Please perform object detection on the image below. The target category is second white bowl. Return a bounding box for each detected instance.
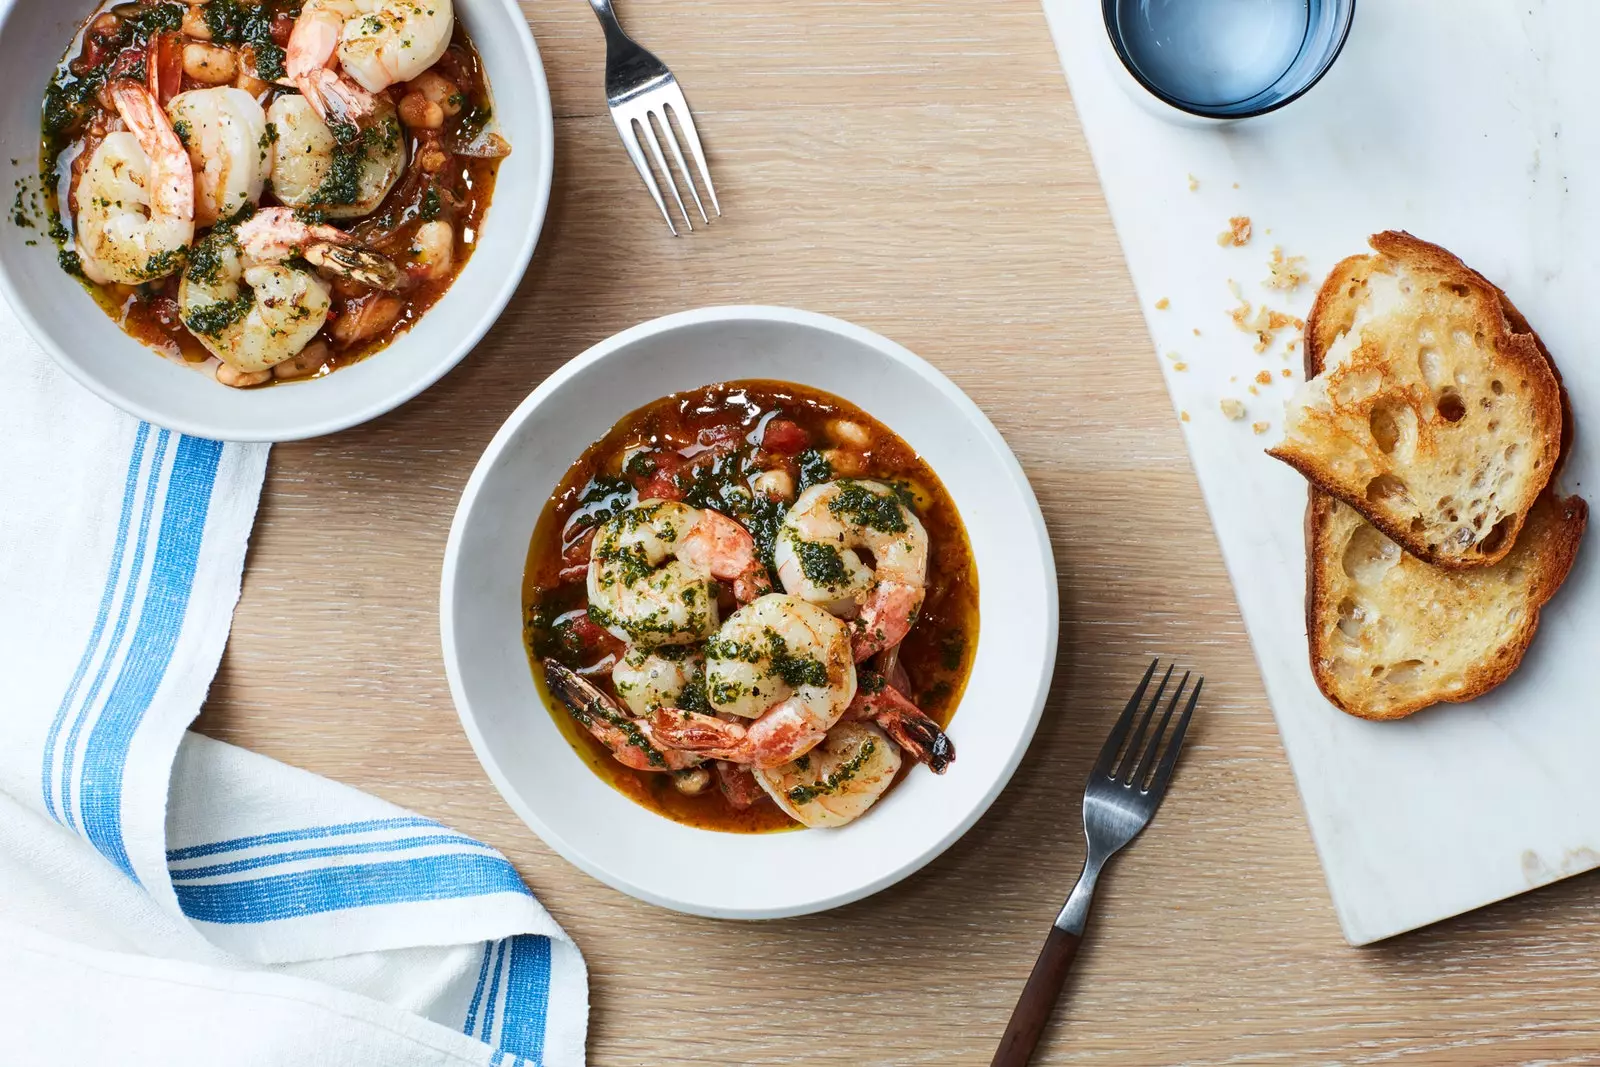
[441,306,1058,918]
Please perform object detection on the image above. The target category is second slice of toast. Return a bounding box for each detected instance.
[1307,489,1586,719]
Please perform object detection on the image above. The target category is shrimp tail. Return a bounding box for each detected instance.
[849,674,955,773]
[109,83,194,234]
[297,67,377,130]
[304,243,405,290]
[732,563,773,604]
[544,660,701,773]
[648,707,822,770]
[647,708,749,760]
[851,580,925,662]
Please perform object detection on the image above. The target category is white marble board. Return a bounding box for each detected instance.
[1039,0,1599,944]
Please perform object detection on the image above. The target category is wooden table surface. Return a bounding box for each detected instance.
[195,1,1600,1063]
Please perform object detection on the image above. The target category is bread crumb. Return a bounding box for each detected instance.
[1264,246,1310,290]
[1229,279,1304,352]
[1192,327,1201,337]
[1247,385,1258,395]
[1255,370,1272,385]
[1232,182,1240,189]
[1251,421,1269,435]
[1281,368,1293,378]
[1220,398,1246,420]
[1187,173,1199,191]
[1217,216,1252,247]
[1154,297,1170,310]
[1287,339,1299,351]
[1165,351,1181,361]
[1180,410,1190,422]
[1173,362,1188,371]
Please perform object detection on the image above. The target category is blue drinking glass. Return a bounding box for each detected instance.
[1103,0,1356,119]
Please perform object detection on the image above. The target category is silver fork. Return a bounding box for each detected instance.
[585,0,720,235]
[991,659,1203,1067]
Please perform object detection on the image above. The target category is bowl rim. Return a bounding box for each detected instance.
[439,305,1060,918]
[0,0,554,442]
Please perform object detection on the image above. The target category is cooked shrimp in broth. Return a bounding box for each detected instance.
[754,721,902,829]
[166,86,267,226]
[73,83,194,285]
[647,594,857,770]
[524,381,979,833]
[776,479,930,662]
[38,0,507,385]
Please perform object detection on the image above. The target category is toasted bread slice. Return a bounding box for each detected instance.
[1270,231,1562,568]
[1306,489,1585,720]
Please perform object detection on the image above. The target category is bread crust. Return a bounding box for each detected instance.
[1270,231,1563,569]
[1300,233,1584,719]
[1306,489,1586,719]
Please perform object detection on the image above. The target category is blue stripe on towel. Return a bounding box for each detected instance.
[168,833,487,881]
[60,427,171,831]
[80,435,222,878]
[42,423,150,822]
[498,935,553,1062]
[481,938,510,1044]
[173,851,531,923]
[166,816,445,861]
[463,941,496,1039]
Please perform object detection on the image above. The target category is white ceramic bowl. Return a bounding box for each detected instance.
[441,307,1058,918]
[0,0,553,442]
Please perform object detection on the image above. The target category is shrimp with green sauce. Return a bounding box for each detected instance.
[774,479,930,661]
[753,721,902,828]
[586,500,769,649]
[647,593,857,769]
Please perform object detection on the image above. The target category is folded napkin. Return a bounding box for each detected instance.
[0,305,587,1065]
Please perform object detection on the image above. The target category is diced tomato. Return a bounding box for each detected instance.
[695,422,745,450]
[715,761,765,810]
[270,12,295,46]
[567,611,625,659]
[638,451,686,501]
[760,418,810,455]
[561,527,596,569]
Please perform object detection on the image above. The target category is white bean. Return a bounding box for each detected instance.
[828,418,873,449]
[751,468,794,502]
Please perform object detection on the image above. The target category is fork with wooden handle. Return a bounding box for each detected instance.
[991,660,1203,1067]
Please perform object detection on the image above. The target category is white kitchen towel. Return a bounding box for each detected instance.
[0,306,587,1065]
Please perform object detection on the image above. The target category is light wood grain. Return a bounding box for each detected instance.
[194,1,1600,1063]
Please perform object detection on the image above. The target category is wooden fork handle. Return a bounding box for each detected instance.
[989,924,1082,1067]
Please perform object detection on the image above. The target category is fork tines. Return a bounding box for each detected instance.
[612,78,720,237]
[1095,658,1201,797]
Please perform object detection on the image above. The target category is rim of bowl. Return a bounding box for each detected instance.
[1099,0,1357,120]
[439,305,1060,918]
[0,0,554,442]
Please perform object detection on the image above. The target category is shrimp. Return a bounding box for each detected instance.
[283,0,377,128]
[286,0,453,120]
[774,480,929,661]
[753,721,902,828]
[647,594,857,769]
[587,501,767,648]
[177,207,399,375]
[612,644,705,718]
[166,87,268,227]
[845,671,956,773]
[544,660,704,774]
[265,95,405,220]
[235,206,403,289]
[73,83,194,286]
